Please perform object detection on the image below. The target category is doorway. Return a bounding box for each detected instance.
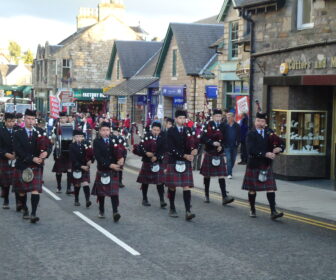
[331,89,336,180]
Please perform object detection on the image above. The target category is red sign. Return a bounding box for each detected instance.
[236,96,250,122]
[49,96,60,119]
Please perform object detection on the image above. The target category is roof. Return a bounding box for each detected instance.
[129,26,149,35]
[154,23,223,76]
[0,64,18,77]
[194,15,219,24]
[134,50,161,77]
[49,45,62,55]
[58,25,93,46]
[106,41,163,80]
[234,0,281,8]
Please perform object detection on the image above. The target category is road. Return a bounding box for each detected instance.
[0,158,335,280]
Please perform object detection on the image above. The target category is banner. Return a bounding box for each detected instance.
[50,96,60,119]
[236,96,250,122]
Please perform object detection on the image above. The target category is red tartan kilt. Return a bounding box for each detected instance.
[200,153,227,177]
[136,162,164,184]
[162,152,169,170]
[0,159,14,186]
[52,156,72,173]
[242,167,277,192]
[12,167,43,193]
[72,170,90,185]
[91,171,119,197]
[164,162,194,188]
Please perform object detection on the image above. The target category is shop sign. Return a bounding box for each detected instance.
[137,96,147,105]
[118,97,127,104]
[57,89,74,104]
[162,86,184,97]
[281,55,336,73]
[157,104,164,119]
[62,102,76,107]
[205,86,218,99]
[49,96,60,119]
[173,97,184,105]
[236,59,250,80]
[73,88,107,101]
[236,96,250,122]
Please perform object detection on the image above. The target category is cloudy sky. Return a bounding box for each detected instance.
[0,0,224,53]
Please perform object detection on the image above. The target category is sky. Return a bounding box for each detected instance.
[0,0,224,53]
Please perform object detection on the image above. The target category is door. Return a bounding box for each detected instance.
[331,90,336,179]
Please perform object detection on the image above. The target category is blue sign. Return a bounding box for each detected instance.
[162,86,184,97]
[137,96,147,105]
[205,86,218,99]
[173,97,184,105]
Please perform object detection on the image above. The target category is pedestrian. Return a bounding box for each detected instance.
[164,110,198,221]
[91,122,123,222]
[47,113,54,137]
[238,113,249,165]
[223,112,241,179]
[69,130,93,208]
[12,109,51,223]
[242,112,285,219]
[200,109,235,205]
[135,122,167,208]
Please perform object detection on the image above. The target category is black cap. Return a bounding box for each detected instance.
[175,110,187,118]
[73,129,85,136]
[100,121,110,129]
[166,117,174,124]
[112,125,119,131]
[4,112,15,120]
[24,109,36,117]
[16,113,23,118]
[256,112,267,120]
[213,109,222,115]
[152,122,161,129]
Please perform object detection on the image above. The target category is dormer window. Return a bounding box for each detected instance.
[297,0,314,30]
[229,21,239,60]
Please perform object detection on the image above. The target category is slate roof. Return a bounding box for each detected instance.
[49,45,62,55]
[105,77,158,96]
[0,64,18,77]
[58,25,93,46]
[129,26,149,35]
[194,15,219,24]
[155,23,223,76]
[234,0,278,8]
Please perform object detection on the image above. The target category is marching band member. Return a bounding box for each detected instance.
[242,112,285,219]
[200,109,234,205]
[111,126,127,188]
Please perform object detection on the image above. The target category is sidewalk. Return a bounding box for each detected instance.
[125,153,336,222]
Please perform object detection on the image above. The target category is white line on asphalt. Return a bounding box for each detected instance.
[73,211,141,256]
[42,186,62,201]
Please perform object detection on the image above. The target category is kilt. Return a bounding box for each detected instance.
[91,171,119,197]
[12,167,43,193]
[164,162,194,188]
[162,152,169,170]
[52,156,72,173]
[200,153,227,178]
[136,162,164,185]
[0,159,14,187]
[242,167,277,192]
[72,170,90,185]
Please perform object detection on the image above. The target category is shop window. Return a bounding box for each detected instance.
[271,110,327,155]
[62,59,71,80]
[229,21,239,60]
[172,49,177,77]
[116,59,120,80]
[297,0,314,30]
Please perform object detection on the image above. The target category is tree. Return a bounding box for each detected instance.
[23,49,34,65]
[8,41,21,64]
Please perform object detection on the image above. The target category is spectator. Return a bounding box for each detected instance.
[47,113,54,136]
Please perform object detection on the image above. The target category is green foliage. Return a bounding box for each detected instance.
[8,41,21,64]
[23,49,34,64]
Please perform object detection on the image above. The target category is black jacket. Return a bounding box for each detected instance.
[69,142,87,171]
[201,121,225,155]
[137,132,165,163]
[167,126,194,163]
[93,137,118,171]
[223,122,241,148]
[246,128,285,169]
[0,126,17,160]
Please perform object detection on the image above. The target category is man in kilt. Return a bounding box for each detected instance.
[242,112,285,220]
[200,109,234,205]
[135,122,167,208]
[0,113,18,209]
[12,109,51,223]
[111,126,127,189]
[92,122,124,222]
[69,130,92,208]
[165,110,197,221]
[52,112,73,194]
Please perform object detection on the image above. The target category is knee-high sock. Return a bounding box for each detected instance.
[31,194,40,216]
[141,184,149,201]
[74,187,80,202]
[56,174,62,189]
[204,177,210,198]
[119,171,123,183]
[156,184,165,201]
[168,189,176,210]
[15,192,20,206]
[266,192,276,212]
[2,186,9,204]
[98,196,105,213]
[111,196,119,213]
[66,172,72,190]
[83,186,90,201]
[248,192,256,211]
[218,178,227,198]
[183,190,191,212]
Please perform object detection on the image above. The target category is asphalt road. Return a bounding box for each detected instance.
[0,158,335,280]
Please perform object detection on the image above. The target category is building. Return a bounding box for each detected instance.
[154,23,223,120]
[33,0,144,115]
[234,0,336,180]
[105,40,162,122]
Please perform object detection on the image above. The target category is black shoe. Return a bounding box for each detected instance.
[169,209,178,218]
[74,201,81,207]
[222,196,235,205]
[2,203,10,209]
[160,201,167,209]
[66,189,73,195]
[56,188,62,193]
[204,196,210,203]
[16,204,23,212]
[22,210,30,219]
[113,212,121,222]
[142,200,151,207]
[238,161,247,165]
[119,183,125,188]
[98,212,105,219]
[86,201,92,208]
[250,209,257,218]
[30,215,40,223]
[185,211,196,221]
[271,211,284,220]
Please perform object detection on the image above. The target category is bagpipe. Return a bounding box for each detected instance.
[84,141,95,163]
[133,133,157,157]
[111,136,127,161]
[186,127,201,152]
[33,127,52,155]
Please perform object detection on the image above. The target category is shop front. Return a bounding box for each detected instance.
[162,85,186,118]
[73,88,108,115]
[205,85,218,110]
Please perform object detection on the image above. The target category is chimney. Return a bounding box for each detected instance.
[98,0,125,22]
[76,7,98,30]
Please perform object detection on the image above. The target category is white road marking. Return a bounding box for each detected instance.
[42,186,62,201]
[73,211,141,256]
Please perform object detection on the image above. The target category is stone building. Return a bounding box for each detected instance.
[33,0,144,115]
[234,0,336,180]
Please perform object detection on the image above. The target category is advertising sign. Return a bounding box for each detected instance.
[50,96,60,119]
[236,96,250,122]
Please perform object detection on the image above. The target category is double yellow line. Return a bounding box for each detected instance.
[192,188,336,231]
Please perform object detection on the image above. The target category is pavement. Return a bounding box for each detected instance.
[125,152,336,222]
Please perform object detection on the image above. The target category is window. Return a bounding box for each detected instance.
[116,59,120,80]
[297,0,314,30]
[229,21,239,59]
[44,60,48,84]
[62,59,71,80]
[172,49,177,77]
